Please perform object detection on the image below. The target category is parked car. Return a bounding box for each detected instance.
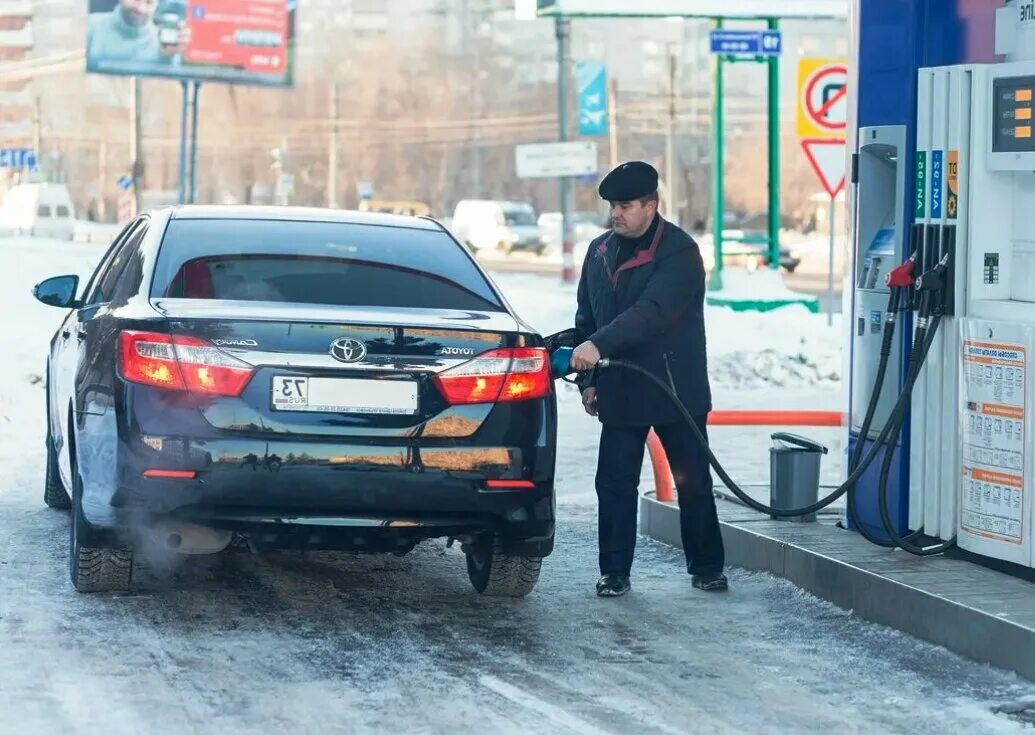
[710,229,802,273]
[537,211,608,250]
[35,206,556,596]
[0,183,76,240]
[451,200,546,254]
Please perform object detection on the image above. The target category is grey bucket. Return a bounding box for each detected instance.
[769,432,828,522]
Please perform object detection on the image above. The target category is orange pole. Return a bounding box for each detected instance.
[647,410,844,503]
[707,410,844,427]
[646,429,675,502]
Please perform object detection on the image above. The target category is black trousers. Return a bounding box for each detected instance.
[595,416,725,576]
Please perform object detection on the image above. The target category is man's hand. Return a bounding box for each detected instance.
[571,341,601,372]
[581,387,598,416]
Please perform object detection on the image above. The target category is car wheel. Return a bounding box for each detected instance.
[43,387,71,510]
[497,240,513,255]
[44,438,71,510]
[465,534,542,597]
[784,263,798,274]
[69,443,132,593]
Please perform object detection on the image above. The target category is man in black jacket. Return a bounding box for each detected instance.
[570,161,727,597]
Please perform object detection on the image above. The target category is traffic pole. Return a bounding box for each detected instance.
[556,16,575,285]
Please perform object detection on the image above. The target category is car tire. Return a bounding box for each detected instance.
[69,446,132,593]
[44,437,70,510]
[43,386,71,510]
[465,534,542,597]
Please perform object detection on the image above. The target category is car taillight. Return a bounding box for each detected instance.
[434,347,550,405]
[118,330,253,397]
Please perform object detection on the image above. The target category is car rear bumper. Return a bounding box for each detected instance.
[92,434,555,553]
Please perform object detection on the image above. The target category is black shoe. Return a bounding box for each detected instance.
[596,574,631,597]
[691,573,728,592]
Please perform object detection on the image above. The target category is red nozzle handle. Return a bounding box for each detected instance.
[885,259,916,289]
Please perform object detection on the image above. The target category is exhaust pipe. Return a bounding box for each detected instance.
[148,521,232,555]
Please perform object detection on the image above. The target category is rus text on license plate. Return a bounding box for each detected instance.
[271,376,419,415]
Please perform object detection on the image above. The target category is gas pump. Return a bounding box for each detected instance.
[847,125,914,540]
[909,56,1035,568]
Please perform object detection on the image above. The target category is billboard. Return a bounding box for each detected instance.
[86,1,296,87]
[535,0,846,18]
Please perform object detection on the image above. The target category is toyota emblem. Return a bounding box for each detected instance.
[329,338,367,363]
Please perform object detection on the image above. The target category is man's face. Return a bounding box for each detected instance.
[609,199,656,237]
[119,0,158,27]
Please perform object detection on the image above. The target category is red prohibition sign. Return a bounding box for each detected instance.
[805,65,848,132]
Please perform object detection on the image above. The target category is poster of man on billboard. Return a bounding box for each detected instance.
[86,0,296,87]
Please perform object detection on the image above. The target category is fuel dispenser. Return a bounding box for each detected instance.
[848,125,913,540]
[907,54,1035,567]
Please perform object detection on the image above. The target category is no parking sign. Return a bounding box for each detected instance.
[797,58,847,139]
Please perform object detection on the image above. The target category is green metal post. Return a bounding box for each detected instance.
[767,17,780,269]
[709,18,724,291]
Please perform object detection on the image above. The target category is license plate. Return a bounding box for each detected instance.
[271,376,419,415]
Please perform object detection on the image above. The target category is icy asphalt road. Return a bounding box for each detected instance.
[1,236,1032,734]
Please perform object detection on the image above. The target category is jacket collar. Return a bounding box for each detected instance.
[596,217,667,284]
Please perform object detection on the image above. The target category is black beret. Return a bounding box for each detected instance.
[598,161,659,202]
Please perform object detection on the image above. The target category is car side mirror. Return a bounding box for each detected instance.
[33,275,80,309]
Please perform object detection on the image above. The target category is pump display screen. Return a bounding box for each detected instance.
[993,76,1035,153]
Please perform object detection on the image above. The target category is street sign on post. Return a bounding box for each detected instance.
[0,148,37,169]
[797,58,847,327]
[797,58,848,138]
[709,29,782,56]
[576,61,609,136]
[800,139,846,198]
[515,141,598,179]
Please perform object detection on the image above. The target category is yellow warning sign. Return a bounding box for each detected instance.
[947,149,959,219]
[797,58,848,140]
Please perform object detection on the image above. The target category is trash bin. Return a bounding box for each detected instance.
[769,432,828,522]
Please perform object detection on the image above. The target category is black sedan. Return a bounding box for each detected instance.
[35,206,556,595]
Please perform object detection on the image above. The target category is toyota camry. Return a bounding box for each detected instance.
[34,206,556,596]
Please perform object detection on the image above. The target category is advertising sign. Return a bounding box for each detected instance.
[86,0,296,87]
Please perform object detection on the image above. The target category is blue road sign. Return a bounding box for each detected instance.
[576,61,608,137]
[709,29,782,57]
[0,148,36,169]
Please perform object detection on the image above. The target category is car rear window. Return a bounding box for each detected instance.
[150,218,504,312]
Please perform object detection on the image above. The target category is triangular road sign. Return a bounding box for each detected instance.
[801,139,846,198]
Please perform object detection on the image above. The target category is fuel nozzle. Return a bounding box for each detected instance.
[549,346,574,378]
[916,252,950,294]
[885,253,917,290]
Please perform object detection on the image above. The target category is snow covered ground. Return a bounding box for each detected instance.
[2,235,1032,733]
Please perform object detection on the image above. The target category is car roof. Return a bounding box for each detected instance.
[165,205,441,231]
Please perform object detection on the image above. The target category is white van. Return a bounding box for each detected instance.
[451,200,546,255]
[0,183,76,240]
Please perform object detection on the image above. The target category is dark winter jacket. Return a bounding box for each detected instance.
[575,215,712,426]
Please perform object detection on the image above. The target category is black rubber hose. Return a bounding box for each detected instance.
[875,312,957,556]
[847,289,925,547]
[600,315,943,518]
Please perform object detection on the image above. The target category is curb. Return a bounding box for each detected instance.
[640,492,1035,681]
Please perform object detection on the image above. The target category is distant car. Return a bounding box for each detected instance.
[34,206,556,596]
[451,200,546,255]
[537,211,607,250]
[0,183,76,240]
[718,229,801,273]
